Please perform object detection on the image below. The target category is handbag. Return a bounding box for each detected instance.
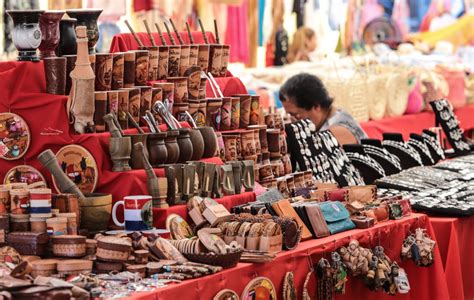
[319,201,355,235]
[346,185,377,204]
[398,199,412,216]
[389,202,403,219]
[374,205,389,222]
[304,203,330,238]
[324,188,348,202]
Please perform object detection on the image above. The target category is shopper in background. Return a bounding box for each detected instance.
[279,73,368,145]
[286,27,317,63]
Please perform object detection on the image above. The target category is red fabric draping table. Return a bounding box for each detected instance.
[430,216,474,300]
[129,213,450,300]
[152,191,256,229]
[109,32,216,53]
[360,105,474,140]
[0,61,231,214]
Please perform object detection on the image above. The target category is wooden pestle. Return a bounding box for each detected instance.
[104,113,123,138]
[38,149,85,199]
[126,112,145,133]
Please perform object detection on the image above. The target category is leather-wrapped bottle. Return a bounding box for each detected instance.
[67,26,95,134]
[37,149,85,199]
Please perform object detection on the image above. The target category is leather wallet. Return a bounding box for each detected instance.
[374,205,389,222]
[351,216,375,229]
[293,204,315,238]
[271,199,312,240]
[346,185,376,204]
[389,202,403,219]
[305,203,330,238]
[319,201,355,235]
[361,209,378,224]
[325,188,348,202]
[310,189,328,202]
[345,200,365,214]
[398,199,412,216]
[315,182,339,189]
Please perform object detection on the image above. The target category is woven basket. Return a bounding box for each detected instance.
[466,74,474,104]
[96,247,129,263]
[346,76,369,122]
[385,72,410,117]
[53,243,86,258]
[367,73,388,120]
[183,250,242,269]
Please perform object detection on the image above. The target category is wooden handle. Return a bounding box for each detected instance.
[197,18,209,44]
[213,19,220,44]
[163,21,176,45]
[127,112,145,133]
[186,22,194,44]
[124,20,144,48]
[154,23,167,45]
[169,19,184,45]
[143,20,156,46]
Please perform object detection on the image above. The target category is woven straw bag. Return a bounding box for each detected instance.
[385,71,410,117]
[366,73,388,120]
[346,74,370,122]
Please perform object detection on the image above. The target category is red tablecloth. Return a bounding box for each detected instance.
[360,105,474,140]
[430,216,474,300]
[129,213,450,300]
[152,191,256,228]
[109,32,216,53]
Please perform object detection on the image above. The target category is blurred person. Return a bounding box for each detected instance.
[286,27,317,63]
[279,73,367,145]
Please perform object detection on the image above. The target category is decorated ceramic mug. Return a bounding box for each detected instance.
[112,195,153,231]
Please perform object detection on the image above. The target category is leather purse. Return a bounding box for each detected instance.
[305,203,330,238]
[294,204,315,238]
[350,216,375,229]
[389,202,403,219]
[315,183,339,190]
[271,199,312,240]
[324,188,348,202]
[346,185,376,204]
[398,199,412,216]
[319,201,355,235]
[374,205,389,222]
[310,189,327,202]
[361,209,378,224]
[345,201,365,214]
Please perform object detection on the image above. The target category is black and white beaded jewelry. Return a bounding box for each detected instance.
[382,140,423,165]
[407,139,435,165]
[345,152,386,177]
[421,132,445,159]
[362,144,402,170]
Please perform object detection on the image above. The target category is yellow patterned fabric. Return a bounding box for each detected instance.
[409,14,474,48]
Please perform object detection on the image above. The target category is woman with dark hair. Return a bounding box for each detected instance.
[279,73,367,145]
